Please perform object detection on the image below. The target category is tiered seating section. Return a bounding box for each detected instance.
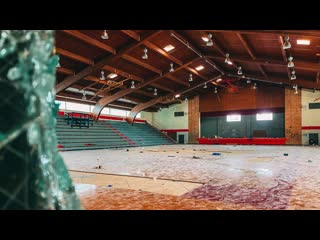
[198,137,286,145]
[56,116,174,151]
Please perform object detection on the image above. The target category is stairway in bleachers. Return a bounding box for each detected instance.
[56,116,174,151]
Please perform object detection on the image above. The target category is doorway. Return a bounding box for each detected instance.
[178,134,185,144]
[309,133,319,145]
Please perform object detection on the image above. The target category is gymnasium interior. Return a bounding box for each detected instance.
[1,30,320,210]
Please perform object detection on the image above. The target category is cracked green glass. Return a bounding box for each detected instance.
[0,30,81,209]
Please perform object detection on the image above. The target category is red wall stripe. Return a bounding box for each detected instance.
[302,126,320,130]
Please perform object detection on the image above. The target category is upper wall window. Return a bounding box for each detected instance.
[256,113,273,121]
[226,114,241,122]
[309,103,320,109]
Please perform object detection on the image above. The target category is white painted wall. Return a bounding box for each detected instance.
[301,89,320,145]
[140,101,189,143]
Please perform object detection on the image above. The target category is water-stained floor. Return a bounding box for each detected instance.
[65,144,320,209]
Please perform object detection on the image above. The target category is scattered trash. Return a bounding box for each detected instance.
[192,156,201,159]
[193,149,196,151]
[283,153,288,156]
[212,152,221,156]
[94,165,102,169]
[140,151,143,153]
[126,149,129,152]
[168,155,175,157]
[308,160,312,163]
[106,184,112,188]
[176,152,179,153]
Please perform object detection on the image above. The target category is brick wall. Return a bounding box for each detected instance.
[285,88,302,145]
[188,96,200,143]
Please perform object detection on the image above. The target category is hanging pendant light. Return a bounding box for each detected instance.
[225,53,232,65]
[101,30,109,40]
[203,82,207,88]
[288,56,294,68]
[237,66,243,75]
[253,83,257,90]
[290,70,296,80]
[282,36,291,49]
[189,73,193,82]
[131,81,135,89]
[82,91,87,100]
[169,62,174,72]
[153,88,157,96]
[100,70,106,80]
[142,48,148,60]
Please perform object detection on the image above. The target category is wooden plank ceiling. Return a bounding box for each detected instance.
[55,30,320,113]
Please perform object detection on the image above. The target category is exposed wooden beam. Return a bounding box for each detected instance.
[185,66,208,80]
[166,75,190,87]
[152,83,174,93]
[120,30,141,41]
[236,33,255,60]
[279,36,292,81]
[63,30,116,54]
[126,74,222,124]
[228,73,317,90]
[102,65,144,82]
[236,33,269,79]
[92,56,201,120]
[56,31,161,93]
[57,67,74,75]
[206,30,320,38]
[56,47,94,65]
[122,54,189,87]
[122,54,161,74]
[143,41,183,65]
[205,55,320,73]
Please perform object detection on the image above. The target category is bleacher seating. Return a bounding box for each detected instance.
[56,116,174,151]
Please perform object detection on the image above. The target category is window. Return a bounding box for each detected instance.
[110,108,127,117]
[226,114,241,122]
[309,103,320,109]
[174,111,184,117]
[65,102,90,112]
[256,113,273,121]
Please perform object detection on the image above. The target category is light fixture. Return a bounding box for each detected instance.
[297,39,310,45]
[288,56,294,68]
[153,88,157,96]
[195,65,204,71]
[100,70,106,80]
[253,83,257,89]
[225,53,232,65]
[282,36,291,49]
[107,73,118,79]
[169,62,174,72]
[175,94,180,98]
[237,66,243,75]
[142,48,148,60]
[202,36,209,42]
[189,73,193,82]
[56,55,61,68]
[202,33,213,46]
[246,79,251,84]
[82,91,87,100]
[131,81,135,89]
[101,30,109,40]
[203,82,207,88]
[216,78,222,82]
[214,87,217,93]
[163,45,175,52]
[293,84,298,94]
[290,70,296,80]
[184,97,188,102]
